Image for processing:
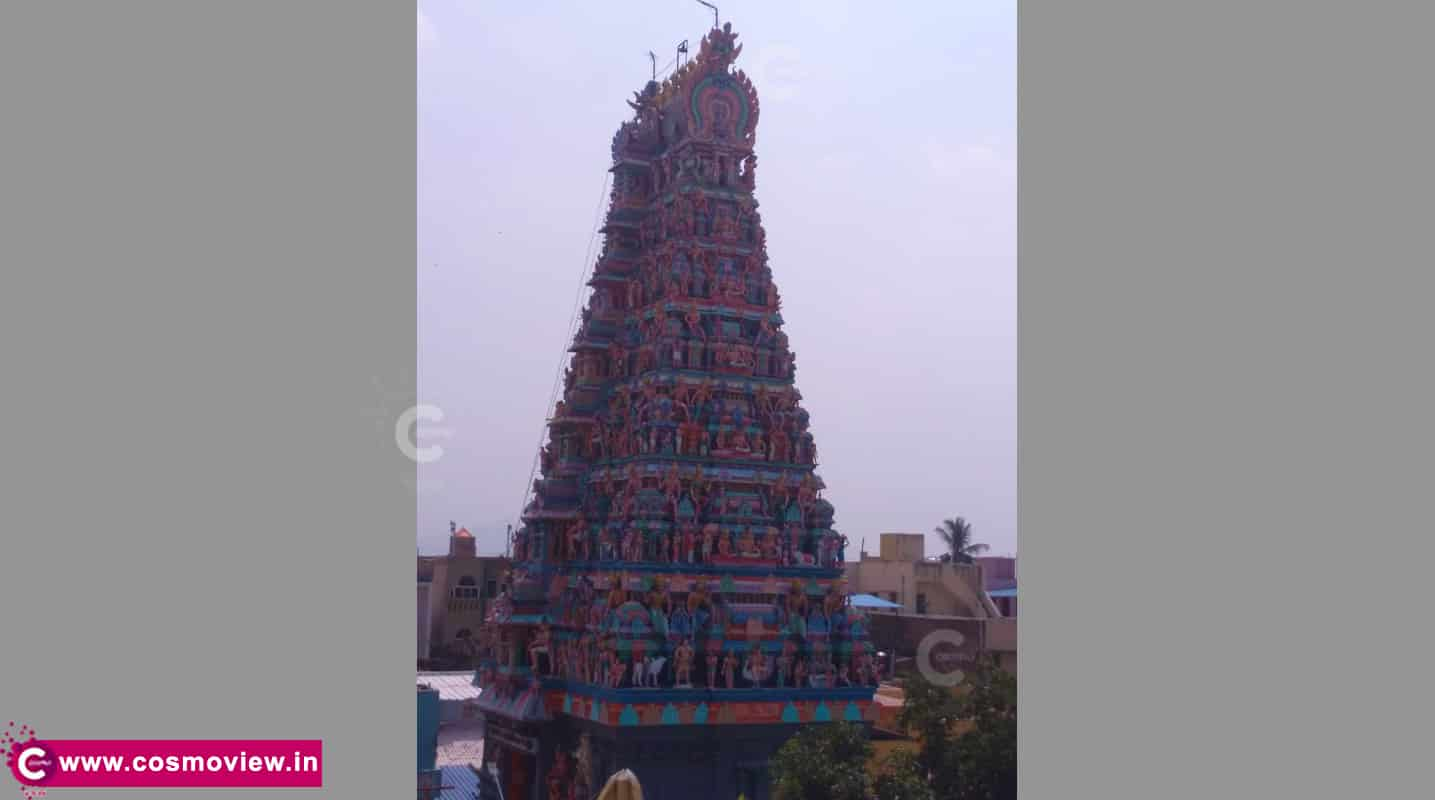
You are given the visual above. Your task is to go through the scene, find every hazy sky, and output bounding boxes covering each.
[417,0,1015,560]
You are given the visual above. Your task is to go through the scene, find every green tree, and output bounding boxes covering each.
[934,518,988,564]
[898,656,1016,800]
[770,722,873,800]
[897,672,963,785]
[874,750,936,800]
[947,657,1017,800]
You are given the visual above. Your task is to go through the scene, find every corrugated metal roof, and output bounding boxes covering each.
[850,593,904,608]
[438,765,479,800]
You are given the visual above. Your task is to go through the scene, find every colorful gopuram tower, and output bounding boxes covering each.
[475,23,877,800]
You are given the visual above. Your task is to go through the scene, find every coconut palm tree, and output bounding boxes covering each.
[934,517,988,564]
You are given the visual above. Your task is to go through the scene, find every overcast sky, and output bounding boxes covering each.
[417,0,1015,561]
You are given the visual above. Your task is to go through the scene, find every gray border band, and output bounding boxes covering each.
[0,4,415,797]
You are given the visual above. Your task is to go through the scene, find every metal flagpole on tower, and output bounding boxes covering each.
[694,0,718,28]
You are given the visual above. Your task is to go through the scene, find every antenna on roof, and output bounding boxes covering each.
[676,39,689,69]
[648,51,657,81]
[695,0,719,28]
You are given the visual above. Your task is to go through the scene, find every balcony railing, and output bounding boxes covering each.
[447,597,485,614]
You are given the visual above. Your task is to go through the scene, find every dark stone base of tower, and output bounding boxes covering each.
[475,22,878,800]
[522,720,794,800]
[569,722,795,800]
[478,680,879,800]
[481,714,874,800]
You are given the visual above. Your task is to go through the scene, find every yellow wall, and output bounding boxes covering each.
[425,555,506,657]
[878,533,926,561]
[846,558,989,617]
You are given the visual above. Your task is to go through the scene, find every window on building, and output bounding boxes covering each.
[916,593,928,614]
[485,580,498,599]
[453,576,479,600]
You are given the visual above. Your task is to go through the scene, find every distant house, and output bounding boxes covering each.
[418,524,509,668]
[976,555,1017,617]
[987,586,1017,617]
[847,534,1000,618]
[846,533,1016,673]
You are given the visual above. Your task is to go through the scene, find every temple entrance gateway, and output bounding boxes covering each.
[479,717,542,800]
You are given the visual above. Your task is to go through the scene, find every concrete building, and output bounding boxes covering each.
[976,555,1017,590]
[976,555,1017,617]
[418,524,509,668]
[846,533,1016,673]
[847,533,1000,618]
[419,578,434,660]
[987,586,1016,617]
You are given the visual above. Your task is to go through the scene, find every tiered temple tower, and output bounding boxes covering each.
[476,24,878,800]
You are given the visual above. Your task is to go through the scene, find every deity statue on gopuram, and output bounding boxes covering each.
[474,22,876,800]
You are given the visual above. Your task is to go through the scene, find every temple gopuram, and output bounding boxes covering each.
[475,23,878,800]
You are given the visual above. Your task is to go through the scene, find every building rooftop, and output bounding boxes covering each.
[418,671,482,702]
[436,765,479,800]
[850,593,904,609]
[435,722,485,768]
